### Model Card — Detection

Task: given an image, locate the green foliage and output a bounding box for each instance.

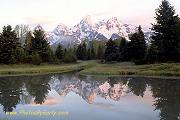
[14,47,26,63]
[76,42,87,60]
[90,43,96,59]
[24,31,33,55]
[30,29,50,62]
[87,48,91,60]
[63,50,77,63]
[118,37,128,61]
[31,52,42,65]
[146,41,159,64]
[119,38,127,52]
[151,0,180,62]
[86,42,96,60]
[104,38,119,62]
[55,43,64,60]
[47,46,55,63]
[128,26,146,63]
[97,44,105,59]
[0,25,20,64]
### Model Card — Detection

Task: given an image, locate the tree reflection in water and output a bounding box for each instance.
[148,79,180,120]
[0,75,51,112]
[0,74,179,120]
[0,77,23,112]
[25,75,51,104]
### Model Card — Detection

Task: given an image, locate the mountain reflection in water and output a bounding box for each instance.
[0,73,179,120]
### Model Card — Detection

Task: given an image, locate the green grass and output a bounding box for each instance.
[80,61,180,77]
[0,61,96,77]
[1,60,180,78]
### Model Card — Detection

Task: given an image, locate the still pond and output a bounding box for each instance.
[0,73,179,120]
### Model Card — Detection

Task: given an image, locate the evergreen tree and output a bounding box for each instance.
[97,44,104,59]
[24,31,33,55]
[55,43,64,60]
[118,37,128,61]
[129,26,146,63]
[63,49,77,63]
[87,48,91,60]
[76,42,87,60]
[14,47,26,63]
[104,38,119,62]
[31,52,42,65]
[90,43,96,59]
[151,0,180,62]
[47,46,55,63]
[0,25,20,64]
[86,42,96,60]
[121,41,131,61]
[119,38,127,52]
[146,41,159,64]
[31,29,50,62]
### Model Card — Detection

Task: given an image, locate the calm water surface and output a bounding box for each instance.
[0,73,179,120]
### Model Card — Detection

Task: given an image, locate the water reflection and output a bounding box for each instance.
[0,74,179,120]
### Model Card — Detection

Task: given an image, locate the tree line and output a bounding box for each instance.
[104,0,180,64]
[0,0,179,65]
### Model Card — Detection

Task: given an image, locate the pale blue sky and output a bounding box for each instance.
[0,0,180,31]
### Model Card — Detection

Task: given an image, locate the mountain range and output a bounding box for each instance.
[34,16,151,48]
[47,16,137,46]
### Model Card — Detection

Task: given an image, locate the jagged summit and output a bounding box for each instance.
[34,24,44,31]
[53,23,70,36]
[33,15,150,48]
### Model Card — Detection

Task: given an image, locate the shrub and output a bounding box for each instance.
[63,51,77,63]
[14,47,26,63]
[31,52,42,65]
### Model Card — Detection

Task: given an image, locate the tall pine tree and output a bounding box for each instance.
[31,29,50,62]
[76,42,87,60]
[151,0,180,62]
[104,38,119,62]
[129,26,146,63]
[118,37,128,61]
[97,44,104,59]
[0,25,20,64]
[24,31,33,55]
[55,43,64,60]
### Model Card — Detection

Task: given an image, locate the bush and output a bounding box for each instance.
[47,46,55,63]
[63,51,77,63]
[31,52,42,65]
[15,47,26,63]
[55,44,64,60]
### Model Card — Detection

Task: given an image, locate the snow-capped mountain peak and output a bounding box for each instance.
[53,23,71,36]
[32,15,151,48]
[80,15,95,27]
[106,17,122,29]
[96,17,137,39]
[34,24,44,31]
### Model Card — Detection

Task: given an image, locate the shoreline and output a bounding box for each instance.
[0,61,180,79]
[0,61,95,78]
[79,73,180,80]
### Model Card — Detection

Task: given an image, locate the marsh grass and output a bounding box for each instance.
[0,61,97,76]
[1,60,180,77]
[80,62,180,77]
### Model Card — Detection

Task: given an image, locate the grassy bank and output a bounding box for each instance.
[80,61,180,77]
[1,60,180,78]
[0,61,96,77]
